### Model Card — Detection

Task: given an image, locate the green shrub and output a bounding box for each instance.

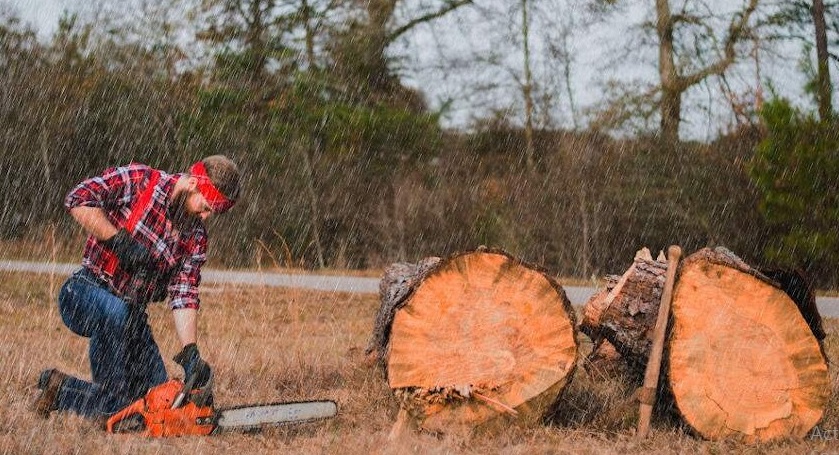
[750,98,839,282]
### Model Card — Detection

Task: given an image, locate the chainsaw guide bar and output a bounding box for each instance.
[215,400,339,430]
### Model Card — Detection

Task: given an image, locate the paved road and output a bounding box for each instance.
[2,259,837,316]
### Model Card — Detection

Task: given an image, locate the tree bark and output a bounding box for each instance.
[656,0,680,143]
[300,140,326,268]
[580,248,666,371]
[368,248,578,433]
[812,0,833,121]
[655,0,759,142]
[521,0,535,171]
[301,0,317,68]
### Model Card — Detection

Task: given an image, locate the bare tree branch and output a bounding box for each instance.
[677,0,758,91]
[386,0,473,43]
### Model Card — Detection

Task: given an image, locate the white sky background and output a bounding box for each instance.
[4,0,830,141]
[5,0,66,35]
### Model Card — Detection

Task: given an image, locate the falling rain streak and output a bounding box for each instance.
[0,0,838,452]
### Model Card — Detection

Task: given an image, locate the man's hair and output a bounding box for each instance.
[200,155,241,200]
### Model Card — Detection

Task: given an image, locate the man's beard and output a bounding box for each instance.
[168,191,201,231]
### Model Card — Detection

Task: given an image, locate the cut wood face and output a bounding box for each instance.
[387,251,578,429]
[669,260,830,443]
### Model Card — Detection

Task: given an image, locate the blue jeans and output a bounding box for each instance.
[55,268,167,418]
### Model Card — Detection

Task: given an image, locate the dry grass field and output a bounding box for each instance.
[2,269,838,455]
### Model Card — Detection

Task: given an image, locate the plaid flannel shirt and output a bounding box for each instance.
[65,163,207,310]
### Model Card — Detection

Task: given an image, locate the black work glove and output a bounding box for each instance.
[101,228,155,274]
[173,343,212,389]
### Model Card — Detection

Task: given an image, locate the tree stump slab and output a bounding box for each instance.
[370,249,578,433]
[668,248,830,442]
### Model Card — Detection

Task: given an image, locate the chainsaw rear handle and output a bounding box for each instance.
[106,397,147,433]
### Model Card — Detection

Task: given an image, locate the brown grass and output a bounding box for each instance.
[2,270,838,454]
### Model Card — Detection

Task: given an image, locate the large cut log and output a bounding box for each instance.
[367,248,578,434]
[667,247,829,442]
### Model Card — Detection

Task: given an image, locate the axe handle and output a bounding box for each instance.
[637,245,681,439]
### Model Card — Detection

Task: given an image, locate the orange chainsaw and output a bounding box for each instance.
[106,376,338,437]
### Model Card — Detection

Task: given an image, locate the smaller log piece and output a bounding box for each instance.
[580,248,667,370]
[584,339,629,378]
[579,276,620,341]
[378,249,579,434]
[668,247,830,442]
[580,279,628,376]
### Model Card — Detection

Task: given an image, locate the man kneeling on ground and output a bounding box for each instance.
[34,155,241,422]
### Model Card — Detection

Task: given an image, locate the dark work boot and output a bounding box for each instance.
[34,369,68,417]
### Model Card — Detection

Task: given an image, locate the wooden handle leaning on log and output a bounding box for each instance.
[637,245,681,439]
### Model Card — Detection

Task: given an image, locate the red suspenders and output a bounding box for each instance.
[102,170,162,277]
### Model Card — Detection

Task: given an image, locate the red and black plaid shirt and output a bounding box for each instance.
[65,163,207,310]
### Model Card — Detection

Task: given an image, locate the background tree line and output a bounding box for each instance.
[0,0,837,287]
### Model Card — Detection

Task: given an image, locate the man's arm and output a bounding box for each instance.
[69,206,119,240]
[172,308,198,347]
[172,308,211,389]
[167,229,207,342]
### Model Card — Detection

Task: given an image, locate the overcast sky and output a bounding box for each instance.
[6,0,66,37]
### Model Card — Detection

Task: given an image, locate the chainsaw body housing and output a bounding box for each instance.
[106,379,215,437]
